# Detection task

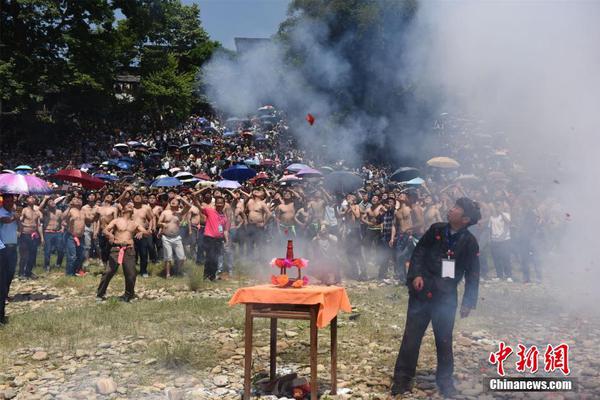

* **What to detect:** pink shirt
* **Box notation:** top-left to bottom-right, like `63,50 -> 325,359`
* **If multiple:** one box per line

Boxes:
202,207 -> 230,239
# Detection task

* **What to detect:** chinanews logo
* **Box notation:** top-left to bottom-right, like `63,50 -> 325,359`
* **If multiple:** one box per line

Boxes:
484,341 -> 578,392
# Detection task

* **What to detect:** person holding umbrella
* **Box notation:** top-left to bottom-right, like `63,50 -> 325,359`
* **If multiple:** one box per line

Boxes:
0,194 -> 19,325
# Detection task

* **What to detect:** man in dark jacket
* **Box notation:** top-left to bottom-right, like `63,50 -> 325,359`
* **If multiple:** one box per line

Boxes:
391,197 -> 481,397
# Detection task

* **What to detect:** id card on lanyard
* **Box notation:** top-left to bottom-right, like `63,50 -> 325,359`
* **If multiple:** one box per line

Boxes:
442,226 -> 459,279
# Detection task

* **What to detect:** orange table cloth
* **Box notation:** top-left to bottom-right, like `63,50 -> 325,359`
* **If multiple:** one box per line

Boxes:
229,285 -> 351,328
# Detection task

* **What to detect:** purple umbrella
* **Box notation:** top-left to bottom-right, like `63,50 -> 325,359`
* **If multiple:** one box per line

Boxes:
296,167 -> 323,178
0,173 -> 53,195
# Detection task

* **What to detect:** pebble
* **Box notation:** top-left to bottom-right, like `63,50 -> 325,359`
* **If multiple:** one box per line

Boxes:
32,351 -> 48,361
95,378 -> 117,395
213,375 -> 229,387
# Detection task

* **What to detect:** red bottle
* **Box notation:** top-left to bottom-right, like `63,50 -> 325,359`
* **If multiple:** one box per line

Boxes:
286,240 -> 294,260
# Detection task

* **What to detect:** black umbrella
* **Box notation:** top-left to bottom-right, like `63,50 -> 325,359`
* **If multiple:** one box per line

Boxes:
323,171 -> 364,194
389,167 -> 420,182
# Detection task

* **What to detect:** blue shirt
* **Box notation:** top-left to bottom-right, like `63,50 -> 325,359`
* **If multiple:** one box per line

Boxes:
0,207 -> 18,245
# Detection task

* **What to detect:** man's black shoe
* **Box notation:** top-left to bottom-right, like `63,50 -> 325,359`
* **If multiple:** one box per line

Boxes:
391,380 -> 412,396
438,383 -> 457,398
118,295 -> 131,302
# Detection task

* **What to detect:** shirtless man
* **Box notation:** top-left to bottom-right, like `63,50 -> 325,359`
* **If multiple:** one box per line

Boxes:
245,188 -> 271,260
18,196 -> 44,278
81,193 -> 98,264
344,194 -> 366,279
362,194 -> 383,258
390,193 -> 414,282
63,197 -> 87,276
158,197 -> 191,277
275,189 -> 297,241
132,194 -> 154,277
423,195 -> 443,228
97,202 -> 150,302
95,193 -> 118,267
148,193 -> 163,263
40,196 -> 64,271
307,189 -> 329,237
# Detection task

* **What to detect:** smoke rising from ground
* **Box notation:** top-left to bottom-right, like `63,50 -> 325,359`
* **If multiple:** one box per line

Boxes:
408,1 -> 600,313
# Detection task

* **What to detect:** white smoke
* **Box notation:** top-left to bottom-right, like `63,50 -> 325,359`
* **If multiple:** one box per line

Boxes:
407,1 -> 600,311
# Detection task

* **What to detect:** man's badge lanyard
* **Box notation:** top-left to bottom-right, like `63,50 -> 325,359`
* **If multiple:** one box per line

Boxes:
442,226 -> 461,279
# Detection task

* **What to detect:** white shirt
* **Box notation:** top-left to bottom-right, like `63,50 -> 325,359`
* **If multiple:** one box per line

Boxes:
489,212 -> 511,242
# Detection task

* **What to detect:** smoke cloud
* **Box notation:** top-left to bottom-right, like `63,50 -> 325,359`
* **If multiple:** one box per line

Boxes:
406,1 -> 600,312
202,1 -> 600,309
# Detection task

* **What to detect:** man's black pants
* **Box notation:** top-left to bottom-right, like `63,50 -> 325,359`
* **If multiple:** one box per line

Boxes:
97,246 -> 137,299
203,236 -> 223,281
0,246 -> 18,321
134,236 -> 152,275
393,292 -> 457,387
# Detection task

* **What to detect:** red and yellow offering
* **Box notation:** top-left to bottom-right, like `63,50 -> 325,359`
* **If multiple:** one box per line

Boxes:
271,240 -> 309,288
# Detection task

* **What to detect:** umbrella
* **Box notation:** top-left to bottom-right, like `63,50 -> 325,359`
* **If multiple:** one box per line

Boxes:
390,167 -> 420,182
180,177 -> 200,185
0,173 -> 53,195
116,161 -> 132,170
80,163 -> 94,172
319,166 -> 335,174
223,131 -> 237,138
241,131 -> 254,139
179,144 -> 190,151
216,180 -> 241,189
258,105 -> 274,111
296,167 -> 323,178
175,171 -> 193,179
195,180 -> 216,188
15,165 -> 33,171
405,177 -> 425,186
198,139 -> 213,148
279,175 -> 301,183
194,172 -> 211,181
455,174 -> 480,183
1,169 -> 15,174
286,163 -> 309,173
323,171 -> 363,193
244,158 -> 260,166
93,174 -> 119,182
221,164 -> 257,182
150,177 -> 182,188
127,141 -> 142,147
50,169 -> 106,190
427,157 -> 460,169
114,143 -> 129,151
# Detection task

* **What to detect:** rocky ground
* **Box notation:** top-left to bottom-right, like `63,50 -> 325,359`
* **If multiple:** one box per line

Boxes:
0,267 -> 599,400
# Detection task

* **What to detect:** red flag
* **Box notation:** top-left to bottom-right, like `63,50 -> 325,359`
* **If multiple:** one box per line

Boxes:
306,113 -> 315,125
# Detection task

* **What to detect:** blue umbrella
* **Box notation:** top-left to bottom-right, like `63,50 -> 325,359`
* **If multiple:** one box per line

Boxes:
405,177 -> 425,186
198,139 -> 213,147
93,174 -> 119,182
216,179 -> 241,189
116,161 -> 132,170
286,163 -> 309,173
223,131 -> 237,138
151,177 -> 182,188
221,164 -> 257,182
119,156 -> 137,165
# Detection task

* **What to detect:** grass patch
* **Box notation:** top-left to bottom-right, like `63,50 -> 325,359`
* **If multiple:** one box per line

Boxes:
145,339 -> 216,370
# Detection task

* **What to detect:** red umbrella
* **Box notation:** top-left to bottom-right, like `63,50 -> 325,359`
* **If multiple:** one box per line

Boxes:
50,169 -> 106,190
194,172 -> 211,181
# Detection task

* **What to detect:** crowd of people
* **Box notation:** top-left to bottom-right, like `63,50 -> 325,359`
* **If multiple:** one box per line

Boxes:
0,107 -> 563,324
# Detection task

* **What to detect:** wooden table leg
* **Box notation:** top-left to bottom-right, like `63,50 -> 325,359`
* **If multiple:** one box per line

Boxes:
310,305 -> 318,400
243,304 -> 253,400
270,317 -> 277,381
331,315 -> 337,395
